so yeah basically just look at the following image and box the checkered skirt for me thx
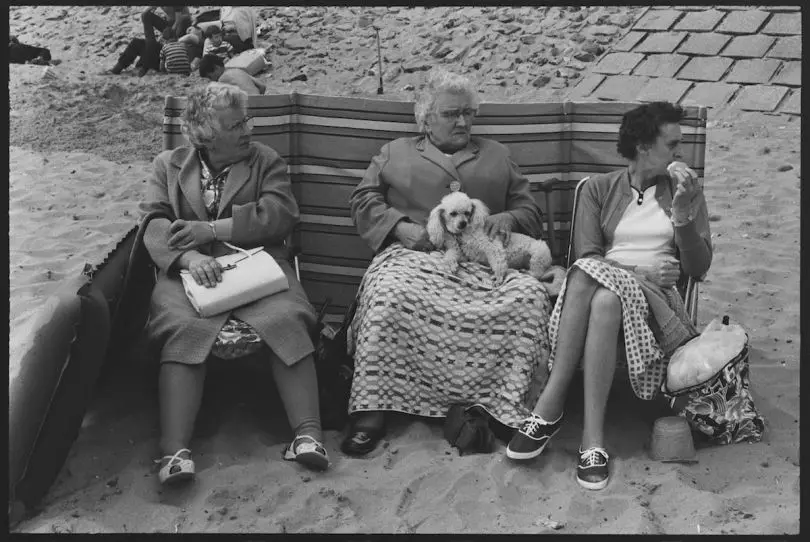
[347,245,552,428]
[548,257,682,400]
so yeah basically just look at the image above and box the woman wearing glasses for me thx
[343,69,554,456]
[140,83,328,484]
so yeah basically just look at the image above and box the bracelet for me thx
[670,211,693,227]
[208,221,218,240]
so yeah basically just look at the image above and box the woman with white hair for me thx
[344,69,554,456]
[140,82,328,483]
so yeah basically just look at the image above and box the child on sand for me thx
[160,29,191,76]
[202,26,234,61]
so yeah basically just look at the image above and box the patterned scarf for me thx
[197,149,232,220]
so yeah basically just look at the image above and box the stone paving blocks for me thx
[566,74,605,101]
[715,9,770,34]
[677,33,731,56]
[674,9,726,32]
[767,36,802,60]
[771,61,801,87]
[591,75,650,101]
[636,77,693,104]
[779,89,800,116]
[612,31,646,52]
[732,84,788,112]
[677,56,734,82]
[633,53,690,78]
[720,34,777,58]
[633,31,688,54]
[761,12,802,35]
[761,5,801,11]
[634,9,682,31]
[725,58,782,85]
[593,52,645,75]
[681,82,740,109]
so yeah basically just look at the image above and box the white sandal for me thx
[283,435,329,471]
[155,448,195,485]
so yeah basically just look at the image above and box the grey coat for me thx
[139,141,316,366]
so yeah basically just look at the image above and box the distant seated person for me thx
[106,25,179,76]
[203,25,234,61]
[199,54,266,95]
[9,35,52,65]
[220,6,257,54]
[142,5,191,43]
[178,26,204,71]
[160,28,191,76]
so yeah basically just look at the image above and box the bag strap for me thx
[222,241,253,258]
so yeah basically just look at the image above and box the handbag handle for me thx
[222,241,253,259]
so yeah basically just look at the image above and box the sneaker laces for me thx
[579,447,608,467]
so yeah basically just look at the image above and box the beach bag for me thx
[662,316,765,445]
[225,48,268,75]
[179,243,289,318]
[313,298,357,430]
[444,405,496,455]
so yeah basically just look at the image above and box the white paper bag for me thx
[180,245,288,318]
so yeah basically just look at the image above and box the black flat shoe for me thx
[341,426,385,456]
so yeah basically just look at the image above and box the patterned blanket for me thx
[347,244,552,428]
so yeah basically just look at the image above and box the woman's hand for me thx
[184,253,223,288]
[669,162,702,224]
[484,213,517,245]
[395,221,434,251]
[168,219,214,251]
[636,257,681,289]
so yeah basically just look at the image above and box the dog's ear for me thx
[470,198,489,229]
[426,205,447,248]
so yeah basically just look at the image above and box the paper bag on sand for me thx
[225,49,269,75]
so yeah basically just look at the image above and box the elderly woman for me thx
[140,82,328,484]
[343,69,554,456]
[506,101,711,490]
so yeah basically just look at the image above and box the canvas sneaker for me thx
[577,446,610,490]
[506,412,564,460]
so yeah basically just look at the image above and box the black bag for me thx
[443,405,496,455]
[313,298,357,430]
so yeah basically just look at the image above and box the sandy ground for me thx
[8,5,800,536]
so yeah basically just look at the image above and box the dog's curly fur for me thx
[427,191,565,296]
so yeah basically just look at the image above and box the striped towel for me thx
[160,42,191,76]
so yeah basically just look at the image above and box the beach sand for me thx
[9,5,800,535]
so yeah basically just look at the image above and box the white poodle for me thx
[426,191,565,296]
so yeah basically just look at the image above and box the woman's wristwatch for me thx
[670,210,694,227]
[208,221,218,240]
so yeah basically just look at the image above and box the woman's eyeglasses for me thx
[226,116,255,131]
[438,108,478,120]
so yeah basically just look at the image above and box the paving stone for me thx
[633,32,687,54]
[674,9,726,32]
[612,31,646,52]
[636,77,693,104]
[634,9,682,31]
[720,34,777,58]
[731,84,788,112]
[590,75,650,101]
[681,82,740,109]
[715,5,761,11]
[761,12,802,35]
[725,58,782,84]
[761,6,801,11]
[715,9,770,34]
[593,52,645,75]
[566,74,605,100]
[778,89,800,116]
[672,5,715,11]
[767,36,802,60]
[677,33,732,56]
[677,56,734,82]
[771,61,801,87]
[633,53,690,78]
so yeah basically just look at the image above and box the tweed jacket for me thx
[349,135,544,253]
[573,167,713,354]
[139,141,316,366]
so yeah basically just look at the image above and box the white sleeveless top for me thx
[604,185,675,267]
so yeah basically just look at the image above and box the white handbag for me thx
[180,242,289,318]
